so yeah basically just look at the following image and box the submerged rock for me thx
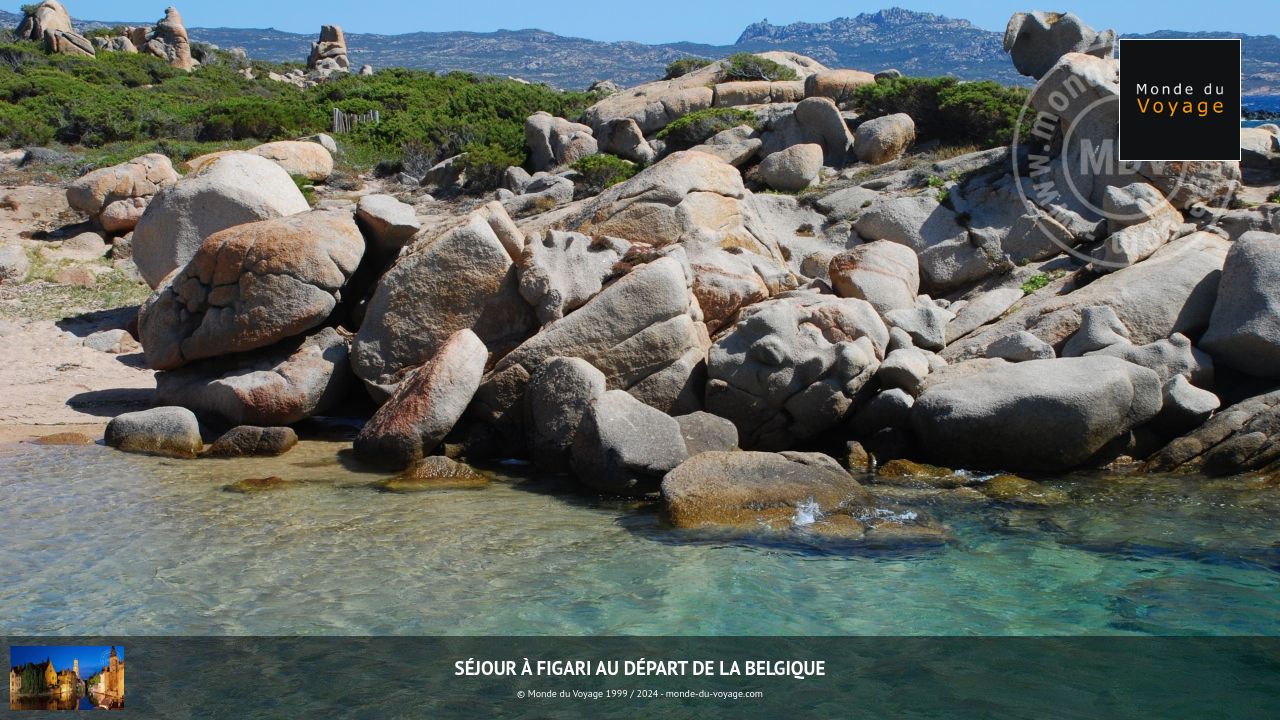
[105,406,202,458]
[978,475,1070,506]
[203,426,298,458]
[374,456,489,492]
[223,476,295,494]
[31,432,94,446]
[661,451,873,528]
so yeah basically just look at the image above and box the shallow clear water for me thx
[2,438,1278,636]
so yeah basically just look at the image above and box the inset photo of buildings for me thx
[9,646,124,711]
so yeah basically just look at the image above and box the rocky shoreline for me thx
[3,10,1280,543]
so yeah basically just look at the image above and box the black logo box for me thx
[1119,38,1241,162]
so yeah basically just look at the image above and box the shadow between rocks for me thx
[66,387,154,417]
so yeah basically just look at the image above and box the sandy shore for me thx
[0,316,155,435]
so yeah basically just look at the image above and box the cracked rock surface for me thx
[139,209,364,371]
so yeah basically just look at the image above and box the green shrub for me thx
[852,77,1030,149]
[571,154,638,194]
[664,57,713,80]
[720,53,798,83]
[460,142,522,191]
[0,49,595,192]
[656,107,757,148]
[199,96,321,141]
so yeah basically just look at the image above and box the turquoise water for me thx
[1,438,1278,636]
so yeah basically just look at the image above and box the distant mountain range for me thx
[3,7,1278,93]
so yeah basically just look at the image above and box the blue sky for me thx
[10,646,123,677]
[48,1,1280,45]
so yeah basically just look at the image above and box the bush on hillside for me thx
[719,53,798,83]
[656,107,758,149]
[852,76,1030,149]
[664,57,713,80]
[459,142,522,190]
[0,49,596,191]
[571,154,638,194]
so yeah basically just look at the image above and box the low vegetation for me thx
[719,53,798,83]
[1,249,151,322]
[0,42,598,190]
[656,107,758,149]
[571,154,638,194]
[1020,273,1052,296]
[853,76,1031,148]
[663,57,712,80]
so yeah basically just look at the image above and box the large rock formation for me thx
[184,141,335,183]
[353,329,489,470]
[804,69,876,105]
[307,25,350,76]
[854,113,915,165]
[760,97,855,166]
[527,356,607,470]
[1145,389,1280,476]
[351,205,535,399]
[706,289,888,449]
[131,153,311,288]
[66,154,179,234]
[138,209,365,371]
[1200,232,1280,379]
[829,240,921,316]
[759,143,822,192]
[570,389,689,496]
[525,112,597,171]
[560,151,797,331]
[472,256,708,438]
[44,29,94,57]
[16,1,71,41]
[912,356,1164,472]
[140,7,194,71]
[154,328,352,426]
[518,231,629,325]
[1004,11,1116,80]
[854,194,997,292]
[582,52,826,136]
[945,232,1231,361]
